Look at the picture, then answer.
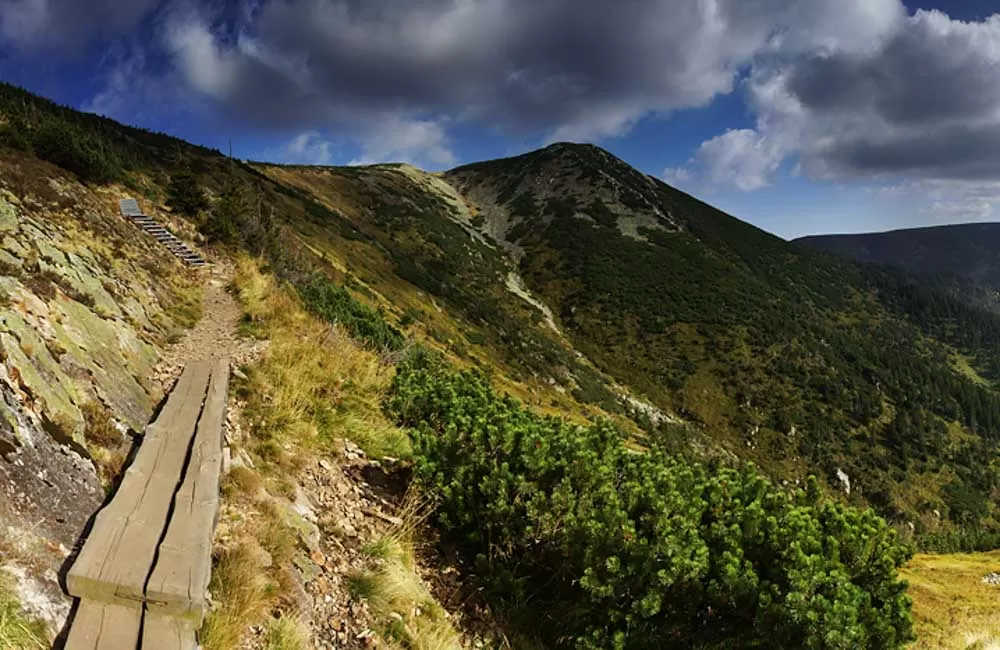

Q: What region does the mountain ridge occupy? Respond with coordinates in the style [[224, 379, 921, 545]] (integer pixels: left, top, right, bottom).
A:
[[796, 221, 1000, 289], [0, 80, 996, 646], [257, 143, 1000, 546]]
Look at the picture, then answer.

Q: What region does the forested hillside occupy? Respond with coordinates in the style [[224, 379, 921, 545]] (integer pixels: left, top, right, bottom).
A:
[[1, 80, 996, 646], [797, 223, 1000, 292], [441, 145, 1000, 546]]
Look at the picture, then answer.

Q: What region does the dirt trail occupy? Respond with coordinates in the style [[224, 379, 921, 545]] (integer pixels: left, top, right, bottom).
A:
[[152, 261, 264, 393]]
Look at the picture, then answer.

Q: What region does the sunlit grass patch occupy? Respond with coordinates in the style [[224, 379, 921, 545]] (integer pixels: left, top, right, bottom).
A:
[[350, 493, 461, 650], [264, 614, 310, 650], [903, 551, 1000, 649], [0, 572, 47, 650], [232, 255, 410, 460]]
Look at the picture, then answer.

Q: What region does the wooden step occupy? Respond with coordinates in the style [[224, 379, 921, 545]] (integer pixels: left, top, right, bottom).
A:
[[64, 601, 141, 650], [143, 610, 197, 650], [66, 362, 214, 607], [119, 198, 142, 218], [146, 360, 228, 621], [122, 202, 208, 267]]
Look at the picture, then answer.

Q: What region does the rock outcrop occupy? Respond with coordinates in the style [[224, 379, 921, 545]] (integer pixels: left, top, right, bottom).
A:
[[0, 168, 202, 636]]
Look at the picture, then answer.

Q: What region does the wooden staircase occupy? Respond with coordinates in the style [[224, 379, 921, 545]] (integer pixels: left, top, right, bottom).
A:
[[119, 199, 207, 267]]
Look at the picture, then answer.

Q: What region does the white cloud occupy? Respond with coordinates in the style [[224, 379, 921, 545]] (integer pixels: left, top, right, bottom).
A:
[[282, 131, 334, 165], [348, 117, 456, 169], [668, 128, 787, 191], [164, 15, 240, 101], [82, 46, 148, 118], [671, 5, 1000, 196]]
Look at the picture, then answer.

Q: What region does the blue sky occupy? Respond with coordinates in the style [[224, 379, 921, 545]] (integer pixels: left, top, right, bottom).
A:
[[1, 0, 999, 239]]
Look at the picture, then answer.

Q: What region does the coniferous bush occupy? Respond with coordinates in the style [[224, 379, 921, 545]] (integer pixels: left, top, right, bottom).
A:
[[296, 275, 403, 351], [387, 350, 914, 649], [166, 169, 209, 216]]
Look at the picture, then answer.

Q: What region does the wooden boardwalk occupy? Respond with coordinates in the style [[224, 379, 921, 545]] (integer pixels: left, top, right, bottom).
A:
[[65, 360, 229, 649]]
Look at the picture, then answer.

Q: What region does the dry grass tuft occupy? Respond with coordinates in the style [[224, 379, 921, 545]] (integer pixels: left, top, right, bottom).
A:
[[221, 465, 263, 500], [89, 446, 128, 490], [82, 401, 122, 447], [902, 551, 1000, 649], [354, 491, 462, 650], [233, 256, 410, 461], [201, 543, 272, 650], [0, 571, 47, 649], [264, 614, 310, 650]]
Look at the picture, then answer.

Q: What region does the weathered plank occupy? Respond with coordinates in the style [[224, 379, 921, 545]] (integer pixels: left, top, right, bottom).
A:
[[146, 359, 229, 621], [67, 362, 213, 606], [141, 610, 197, 650], [63, 601, 141, 650], [119, 198, 142, 217]]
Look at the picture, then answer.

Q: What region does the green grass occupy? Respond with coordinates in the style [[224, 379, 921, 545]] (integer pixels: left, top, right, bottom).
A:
[[264, 615, 310, 650], [0, 572, 47, 650]]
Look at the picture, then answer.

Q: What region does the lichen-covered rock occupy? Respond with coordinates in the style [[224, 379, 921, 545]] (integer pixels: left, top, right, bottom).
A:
[[0, 316, 84, 446], [53, 299, 154, 431], [0, 193, 17, 232], [0, 165, 200, 571]]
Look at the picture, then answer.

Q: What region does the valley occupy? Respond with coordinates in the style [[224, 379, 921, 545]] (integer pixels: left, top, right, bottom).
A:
[[0, 81, 997, 648]]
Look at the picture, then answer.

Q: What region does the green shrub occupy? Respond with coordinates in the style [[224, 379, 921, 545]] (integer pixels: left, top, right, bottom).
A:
[[166, 169, 208, 216], [386, 350, 914, 649], [296, 275, 403, 351], [31, 118, 122, 183], [201, 183, 245, 246]]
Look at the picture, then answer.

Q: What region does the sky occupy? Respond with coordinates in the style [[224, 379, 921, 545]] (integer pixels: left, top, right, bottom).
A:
[[1, 1, 999, 239]]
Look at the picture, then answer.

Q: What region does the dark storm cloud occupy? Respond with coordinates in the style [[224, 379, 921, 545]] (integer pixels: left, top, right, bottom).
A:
[[167, 0, 892, 138], [779, 10, 1000, 180], [0, 0, 159, 50], [787, 14, 1000, 127], [823, 125, 1000, 180]]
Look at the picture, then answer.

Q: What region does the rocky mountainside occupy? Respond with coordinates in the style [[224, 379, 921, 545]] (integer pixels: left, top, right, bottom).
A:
[[0, 152, 202, 632]]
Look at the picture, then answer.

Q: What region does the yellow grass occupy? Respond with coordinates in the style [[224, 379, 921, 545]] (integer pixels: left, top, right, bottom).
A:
[[902, 551, 1000, 649], [353, 492, 462, 650], [201, 487, 301, 650], [204, 257, 423, 648], [234, 255, 409, 460], [264, 615, 310, 650], [200, 544, 271, 650]]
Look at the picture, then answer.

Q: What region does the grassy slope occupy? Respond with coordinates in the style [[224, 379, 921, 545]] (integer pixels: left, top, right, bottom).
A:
[[903, 552, 1000, 649], [254, 163, 641, 431], [203, 257, 460, 649]]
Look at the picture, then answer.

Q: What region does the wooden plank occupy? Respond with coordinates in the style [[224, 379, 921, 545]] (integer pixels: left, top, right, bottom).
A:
[[67, 362, 213, 606], [141, 611, 197, 650], [146, 360, 229, 621], [64, 601, 141, 650], [119, 198, 142, 217]]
